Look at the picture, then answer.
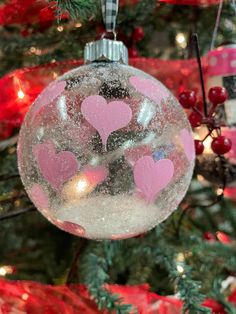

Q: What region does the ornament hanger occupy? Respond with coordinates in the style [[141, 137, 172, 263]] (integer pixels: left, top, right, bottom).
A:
[[84, 0, 127, 64], [101, 0, 119, 40]]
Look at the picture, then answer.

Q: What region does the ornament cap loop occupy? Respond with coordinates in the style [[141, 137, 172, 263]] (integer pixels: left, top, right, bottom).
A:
[[84, 39, 128, 65]]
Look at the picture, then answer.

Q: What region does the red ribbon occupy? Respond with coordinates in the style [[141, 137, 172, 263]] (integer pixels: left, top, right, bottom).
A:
[[0, 57, 207, 139], [0, 279, 231, 313]]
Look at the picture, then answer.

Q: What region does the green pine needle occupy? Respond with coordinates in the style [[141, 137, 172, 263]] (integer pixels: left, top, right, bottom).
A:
[[82, 243, 133, 314], [50, 0, 98, 20]]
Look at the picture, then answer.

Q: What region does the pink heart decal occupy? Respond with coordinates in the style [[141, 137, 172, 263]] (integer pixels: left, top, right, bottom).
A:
[[29, 183, 49, 209], [58, 220, 86, 237], [129, 76, 169, 105], [179, 128, 195, 162], [134, 156, 174, 203], [83, 165, 108, 186], [33, 142, 79, 189], [81, 95, 132, 149], [32, 80, 66, 119]]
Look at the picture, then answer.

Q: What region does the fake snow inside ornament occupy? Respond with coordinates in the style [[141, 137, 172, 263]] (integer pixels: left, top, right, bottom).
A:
[[18, 39, 195, 240]]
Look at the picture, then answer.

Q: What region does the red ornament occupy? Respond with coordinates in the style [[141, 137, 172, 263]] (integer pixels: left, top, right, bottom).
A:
[[208, 86, 228, 105], [211, 136, 232, 155], [189, 112, 202, 128], [132, 26, 144, 42], [178, 90, 197, 109], [194, 140, 204, 155], [128, 47, 139, 57]]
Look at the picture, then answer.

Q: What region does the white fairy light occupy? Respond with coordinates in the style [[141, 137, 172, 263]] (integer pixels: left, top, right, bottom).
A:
[[176, 33, 187, 49]]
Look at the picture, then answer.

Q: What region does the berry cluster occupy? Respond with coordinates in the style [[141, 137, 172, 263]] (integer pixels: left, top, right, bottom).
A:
[[178, 87, 232, 156]]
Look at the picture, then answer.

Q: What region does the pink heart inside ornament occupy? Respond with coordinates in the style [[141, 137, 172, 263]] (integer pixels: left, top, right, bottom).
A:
[[134, 156, 174, 203], [33, 142, 79, 190], [83, 165, 108, 186], [129, 76, 170, 105], [29, 183, 49, 209], [179, 128, 195, 162], [57, 220, 86, 237], [81, 95, 132, 149]]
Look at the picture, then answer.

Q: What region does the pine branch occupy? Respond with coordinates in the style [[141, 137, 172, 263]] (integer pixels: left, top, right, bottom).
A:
[[82, 242, 133, 314], [127, 229, 211, 314], [0, 173, 19, 181], [50, 0, 99, 20], [211, 278, 236, 314], [0, 135, 18, 151], [66, 238, 88, 284], [153, 246, 211, 314], [0, 207, 36, 221]]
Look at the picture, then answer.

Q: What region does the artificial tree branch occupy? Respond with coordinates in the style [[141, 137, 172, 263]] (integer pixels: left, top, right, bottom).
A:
[[0, 193, 27, 205], [0, 206, 36, 221], [50, 0, 99, 20], [176, 192, 225, 237], [66, 238, 88, 284], [0, 173, 20, 181], [0, 135, 18, 151]]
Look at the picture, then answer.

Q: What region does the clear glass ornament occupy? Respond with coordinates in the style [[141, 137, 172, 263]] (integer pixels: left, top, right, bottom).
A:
[[18, 61, 195, 240]]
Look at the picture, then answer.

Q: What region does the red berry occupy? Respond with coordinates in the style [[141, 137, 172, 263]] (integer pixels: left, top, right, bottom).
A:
[[128, 47, 139, 57], [188, 112, 202, 128], [132, 26, 144, 42], [178, 91, 197, 109], [216, 231, 232, 244], [194, 140, 204, 155], [208, 86, 228, 105], [203, 231, 215, 241], [21, 29, 29, 37], [211, 135, 232, 155]]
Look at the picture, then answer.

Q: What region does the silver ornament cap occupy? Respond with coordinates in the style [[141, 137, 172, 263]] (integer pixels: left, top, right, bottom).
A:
[[84, 39, 128, 65]]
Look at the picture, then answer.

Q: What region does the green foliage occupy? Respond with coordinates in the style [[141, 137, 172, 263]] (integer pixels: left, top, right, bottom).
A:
[[0, 141, 236, 312], [0, 1, 236, 312], [51, 0, 98, 20], [81, 242, 133, 313]]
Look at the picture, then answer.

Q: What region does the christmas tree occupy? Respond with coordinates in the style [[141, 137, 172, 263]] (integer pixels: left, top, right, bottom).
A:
[[0, 0, 236, 313]]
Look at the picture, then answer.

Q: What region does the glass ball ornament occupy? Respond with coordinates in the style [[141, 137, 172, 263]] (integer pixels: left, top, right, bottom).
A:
[[18, 40, 195, 240]]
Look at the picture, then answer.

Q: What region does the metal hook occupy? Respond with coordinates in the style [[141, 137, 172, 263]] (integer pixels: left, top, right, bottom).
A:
[[100, 0, 119, 39], [101, 30, 117, 41]]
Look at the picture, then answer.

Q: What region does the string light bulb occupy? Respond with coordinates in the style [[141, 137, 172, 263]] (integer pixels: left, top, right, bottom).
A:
[[176, 264, 184, 273], [22, 293, 29, 301], [57, 26, 64, 32], [75, 23, 82, 28], [18, 89, 25, 99], [176, 32, 187, 49], [176, 253, 185, 262], [0, 265, 15, 276], [30, 47, 36, 53], [62, 174, 93, 201]]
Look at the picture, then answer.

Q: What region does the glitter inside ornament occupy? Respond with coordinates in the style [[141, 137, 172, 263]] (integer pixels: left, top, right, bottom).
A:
[[18, 61, 195, 240]]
